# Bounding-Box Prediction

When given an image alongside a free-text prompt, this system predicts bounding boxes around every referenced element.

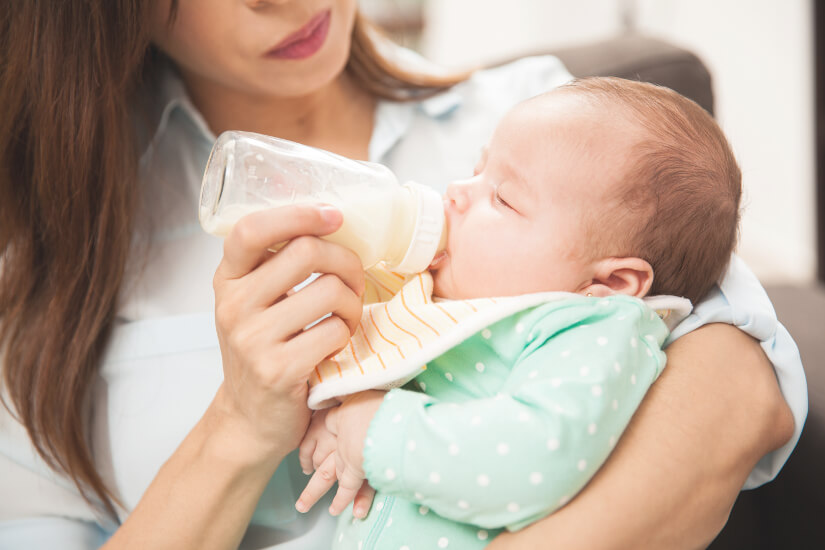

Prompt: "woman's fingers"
[259,273,364,336]
[282,316,353,378]
[296,453,338,514]
[241,235,365,308]
[217,204,343,280]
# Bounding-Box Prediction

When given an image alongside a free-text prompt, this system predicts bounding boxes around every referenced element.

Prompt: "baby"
[295,77,741,549]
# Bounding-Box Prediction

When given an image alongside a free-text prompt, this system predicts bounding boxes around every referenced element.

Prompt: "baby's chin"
[430,265,458,300]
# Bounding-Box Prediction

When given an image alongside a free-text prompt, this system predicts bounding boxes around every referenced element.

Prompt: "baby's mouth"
[428,250,448,270]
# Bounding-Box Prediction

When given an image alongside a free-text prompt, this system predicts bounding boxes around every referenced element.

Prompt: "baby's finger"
[329,468,365,516]
[352,481,376,519]
[298,437,317,475]
[295,453,338,514]
[329,485,360,517]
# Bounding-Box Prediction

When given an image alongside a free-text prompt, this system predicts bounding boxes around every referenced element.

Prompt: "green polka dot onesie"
[333,294,671,549]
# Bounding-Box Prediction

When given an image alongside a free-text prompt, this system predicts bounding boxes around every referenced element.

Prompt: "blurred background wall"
[361,0,816,285]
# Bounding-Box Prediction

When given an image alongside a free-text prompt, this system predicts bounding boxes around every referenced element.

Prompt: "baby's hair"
[559,77,742,304]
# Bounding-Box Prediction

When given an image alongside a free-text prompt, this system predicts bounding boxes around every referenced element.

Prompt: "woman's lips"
[266,10,331,60]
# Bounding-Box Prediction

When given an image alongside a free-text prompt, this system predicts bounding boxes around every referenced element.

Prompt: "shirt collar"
[140,52,465,165]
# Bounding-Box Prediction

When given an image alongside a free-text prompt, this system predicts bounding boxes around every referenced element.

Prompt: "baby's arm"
[362,298,668,530]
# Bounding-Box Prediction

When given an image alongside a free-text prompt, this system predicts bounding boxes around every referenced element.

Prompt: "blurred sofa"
[544,34,824,549]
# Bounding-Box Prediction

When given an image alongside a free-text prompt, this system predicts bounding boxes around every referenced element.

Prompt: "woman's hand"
[211,204,366,466]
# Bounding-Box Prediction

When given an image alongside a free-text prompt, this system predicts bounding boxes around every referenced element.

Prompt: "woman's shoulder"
[373,54,574,188]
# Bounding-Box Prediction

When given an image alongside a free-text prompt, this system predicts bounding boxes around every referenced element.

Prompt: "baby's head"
[431,77,741,304]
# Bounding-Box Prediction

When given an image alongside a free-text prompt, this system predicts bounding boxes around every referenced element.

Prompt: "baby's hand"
[295,391,387,517]
[298,408,337,475]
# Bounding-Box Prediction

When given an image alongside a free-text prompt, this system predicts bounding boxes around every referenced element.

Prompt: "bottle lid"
[393,183,446,274]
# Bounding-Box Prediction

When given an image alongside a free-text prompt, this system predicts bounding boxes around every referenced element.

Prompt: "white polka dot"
[528,370,539,379]
[577,459,587,471]
[609,435,617,447]
[419,505,429,515]
[515,322,525,333]
[591,385,603,396]
[630,337,638,348]
[518,411,531,422]
[429,472,441,484]
[400,546,409,550]
[631,374,637,385]
[448,443,460,455]
[414,492,424,500]
[386,518,393,527]
[494,393,506,400]
[613,362,622,373]
[358,541,363,550]
[650,311,656,320]
[339,533,344,542]
[617,314,628,321]
[407,440,416,451]
[458,500,470,509]
[530,472,543,485]
[612,399,619,410]
[553,404,565,413]
[445,372,454,382]
[365,437,374,447]
[507,502,520,513]
[497,443,510,455]
[559,495,571,506]
[646,348,653,357]
[547,438,559,451]
[471,415,482,426]
[579,366,590,376]
[437,537,449,548]
[588,423,597,435]
[481,329,492,339]
[392,413,403,423]
[550,378,562,387]
[597,336,608,346]
[426,416,436,425]
[599,299,610,307]
[561,350,571,358]
[645,334,657,343]
[385,392,394,400]
[419,382,427,391]
[385,468,396,480]
[475,362,485,372]
[477,530,489,541]
[477,474,490,487]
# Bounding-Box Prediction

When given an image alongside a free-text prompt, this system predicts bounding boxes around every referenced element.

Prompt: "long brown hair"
[0,3,469,515]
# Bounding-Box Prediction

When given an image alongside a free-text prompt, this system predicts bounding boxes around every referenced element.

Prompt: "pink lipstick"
[266,10,331,60]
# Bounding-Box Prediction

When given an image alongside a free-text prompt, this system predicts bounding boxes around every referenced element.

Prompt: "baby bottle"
[199,131,446,273]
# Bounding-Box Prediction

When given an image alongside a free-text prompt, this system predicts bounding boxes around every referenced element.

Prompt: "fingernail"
[296,500,307,513]
[302,469,312,475]
[354,506,365,518]
[319,205,341,225]
[328,505,338,516]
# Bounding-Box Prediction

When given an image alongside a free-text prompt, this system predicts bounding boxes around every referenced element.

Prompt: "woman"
[0,1,803,549]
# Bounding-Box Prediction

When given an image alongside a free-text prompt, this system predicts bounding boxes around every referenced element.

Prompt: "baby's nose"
[445,180,471,213]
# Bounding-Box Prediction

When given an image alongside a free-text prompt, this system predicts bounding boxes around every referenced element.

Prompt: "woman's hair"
[0,3,469,515]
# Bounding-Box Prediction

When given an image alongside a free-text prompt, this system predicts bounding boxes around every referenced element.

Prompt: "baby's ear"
[581,257,653,298]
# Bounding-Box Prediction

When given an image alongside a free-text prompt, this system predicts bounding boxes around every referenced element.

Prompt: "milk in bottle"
[199,131,446,273]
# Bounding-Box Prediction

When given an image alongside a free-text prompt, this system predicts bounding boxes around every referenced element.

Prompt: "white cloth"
[0,53,807,548]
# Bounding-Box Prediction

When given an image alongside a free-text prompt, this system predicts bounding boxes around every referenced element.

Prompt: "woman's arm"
[103,205,365,550]
[487,323,794,550]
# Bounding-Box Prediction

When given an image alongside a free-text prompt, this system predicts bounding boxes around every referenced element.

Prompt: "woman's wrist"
[203,385,294,472]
